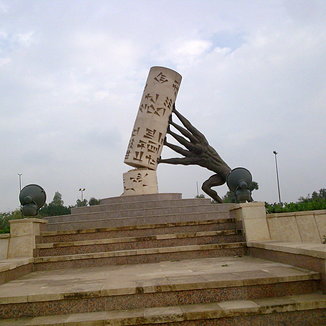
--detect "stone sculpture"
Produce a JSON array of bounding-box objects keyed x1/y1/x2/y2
[
  {"x1": 122, "y1": 66, "x2": 254, "y2": 202},
  {"x1": 122, "y1": 66, "x2": 182, "y2": 195},
  {"x1": 159, "y1": 106, "x2": 253, "y2": 203},
  {"x1": 19, "y1": 184, "x2": 46, "y2": 216}
]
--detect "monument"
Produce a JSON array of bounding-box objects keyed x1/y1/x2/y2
[
  {"x1": 122, "y1": 66, "x2": 254, "y2": 203},
  {"x1": 122, "y1": 66, "x2": 182, "y2": 195}
]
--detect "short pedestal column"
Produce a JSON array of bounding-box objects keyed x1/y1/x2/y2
[
  {"x1": 122, "y1": 168, "x2": 158, "y2": 196},
  {"x1": 8, "y1": 218, "x2": 48, "y2": 258},
  {"x1": 230, "y1": 202, "x2": 271, "y2": 242}
]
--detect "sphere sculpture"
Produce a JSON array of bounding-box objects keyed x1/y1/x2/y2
[
  {"x1": 19, "y1": 184, "x2": 46, "y2": 216},
  {"x1": 226, "y1": 168, "x2": 253, "y2": 203}
]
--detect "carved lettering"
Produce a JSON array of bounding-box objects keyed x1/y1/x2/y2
[
  {"x1": 154, "y1": 72, "x2": 169, "y2": 83},
  {"x1": 164, "y1": 97, "x2": 173, "y2": 110},
  {"x1": 124, "y1": 149, "x2": 131, "y2": 160},
  {"x1": 143, "y1": 128, "x2": 156, "y2": 140},
  {"x1": 147, "y1": 140, "x2": 161, "y2": 153},
  {"x1": 132, "y1": 127, "x2": 140, "y2": 137},
  {"x1": 172, "y1": 80, "x2": 180, "y2": 96},
  {"x1": 133, "y1": 151, "x2": 144, "y2": 162},
  {"x1": 145, "y1": 154, "x2": 156, "y2": 166},
  {"x1": 136, "y1": 140, "x2": 146, "y2": 150},
  {"x1": 124, "y1": 172, "x2": 150, "y2": 192},
  {"x1": 145, "y1": 93, "x2": 159, "y2": 103}
]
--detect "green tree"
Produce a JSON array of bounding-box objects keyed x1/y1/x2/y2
[
  {"x1": 0, "y1": 209, "x2": 23, "y2": 234},
  {"x1": 76, "y1": 199, "x2": 88, "y2": 207},
  {"x1": 51, "y1": 191, "x2": 64, "y2": 206},
  {"x1": 298, "y1": 188, "x2": 326, "y2": 203},
  {"x1": 266, "y1": 188, "x2": 326, "y2": 213},
  {"x1": 89, "y1": 197, "x2": 100, "y2": 206},
  {"x1": 39, "y1": 191, "x2": 71, "y2": 217},
  {"x1": 222, "y1": 191, "x2": 236, "y2": 203}
]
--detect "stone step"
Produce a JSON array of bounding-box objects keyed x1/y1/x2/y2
[
  {"x1": 69, "y1": 202, "x2": 232, "y2": 222},
  {"x1": 1, "y1": 293, "x2": 325, "y2": 325},
  {"x1": 33, "y1": 242, "x2": 247, "y2": 270},
  {"x1": 35, "y1": 230, "x2": 245, "y2": 257},
  {"x1": 45, "y1": 212, "x2": 232, "y2": 231},
  {"x1": 37, "y1": 218, "x2": 238, "y2": 244},
  {"x1": 71, "y1": 197, "x2": 219, "y2": 215},
  {"x1": 0, "y1": 258, "x2": 33, "y2": 285},
  {"x1": 0, "y1": 257, "x2": 320, "y2": 319},
  {"x1": 100, "y1": 193, "x2": 182, "y2": 205},
  {"x1": 45, "y1": 204, "x2": 230, "y2": 225}
]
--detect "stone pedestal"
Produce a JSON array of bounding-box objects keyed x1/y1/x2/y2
[
  {"x1": 0, "y1": 234, "x2": 9, "y2": 259},
  {"x1": 122, "y1": 168, "x2": 158, "y2": 196},
  {"x1": 230, "y1": 202, "x2": 271, "y2": 242},
  {"x1": 8, "y1": 218, "x2": 48, "y2": 258}
]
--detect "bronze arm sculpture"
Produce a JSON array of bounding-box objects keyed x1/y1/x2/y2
[{"x1": 159, "y1": 105, "x2": 232, "y2": 203}]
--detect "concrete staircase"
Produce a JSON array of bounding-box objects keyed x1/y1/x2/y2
[
  {"x1": 34, "y1": 194, "x2": 245, "y2": 271},
  {"x1": 0, "y1": 193, "x2": 325, "y2": 325},
  {"x1": 43, "y1": 194, "x2": 234, "y2": 231}
]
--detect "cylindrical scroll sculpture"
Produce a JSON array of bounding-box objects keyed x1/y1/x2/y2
[
  {"x1": 124, "y1": 66, "x2": 182, "y2": 170},
  {"x1": 122, "y1": 66, "x2": 182, "y2": 196}
]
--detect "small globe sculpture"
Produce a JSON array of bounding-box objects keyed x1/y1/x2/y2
[
  {"x1": 19, "y1": 184, "x2": 46, "y2": 216},
  {"x1": 226, "y1": 167, "x2": 253, "y2": 203}
]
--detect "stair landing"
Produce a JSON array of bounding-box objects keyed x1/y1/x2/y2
[{"x1": 0, "y1": 256, "x2": 322, "y2": 318}]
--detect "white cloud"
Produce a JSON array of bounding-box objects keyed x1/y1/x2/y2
[
  {"x1": 0, "y1": 31, "x2": 7, "y2": 38},
  {"x1": 0, "y1": 1, "x2": 8, "y2": 14},
  {"x1": 15, "y1": 32, "x2": 35, "y2": 47},
  {"x1": 176, "y1": 40, "x2": 212, "y2": 57},
  {"x1": 153, "y1": 39, "x2": 213, "y2": 69},
  {"x1": 0, "y1": 0, "x2": 326, "y2": 211},
  {"x1": 0, "y1": 57, "x2": 10, "y2": 66}
]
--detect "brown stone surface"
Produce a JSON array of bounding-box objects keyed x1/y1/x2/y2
[
  {"x1": 249, "y1": 246, "x2": 326, "y2": 292},
  {"x1": 249, "y1": 247, "x2": 324, "y2": 272},
  {"x1": 0, "y1": 281, "x2": 320, "y2": 318},
  {"x1": 2, "y1": 197, "x2": 325, "y2": 325},
  {"x1": 45, "y1": 211, "x2": 231, "y2": 232},
  {"x1": 100, "y1": 193, "x2": 182, "y2": 204},
  {"x1": 37, "y1": 219, "x2": 237, "y2": 244},
  {"x1": 0, "y1": 256, "x2": 321, "y2": 318},
  {"x1": 0, "y1": 263, "x2": 33, "y2": 285},
  {"x1": 71, "y1": 198, "x2": 221, "y2": 214},
  {"x1": 33, "y1": 244, "x2": 247, "y2": 270},
  {"x1": 34, "y1": 249, "x2": 247, "y2": 271},
  {"x1": 63, "y1": 204, "x2": 228, "y2": 222},
  {"x1": 36, "y1": 232, "x2": 244, "y2": 257},
  {"x1": 143, "y1": 310, "x2": 326, "y2": 326},
  {"x1": 0, "y1": 295, "x2": 325, "y2": 325}
]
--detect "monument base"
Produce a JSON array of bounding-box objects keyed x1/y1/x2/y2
[{"x1": 122, "y1": 168, "x2": 158, "y2": 196}]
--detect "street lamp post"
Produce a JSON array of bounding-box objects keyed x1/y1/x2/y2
[
  {"x1": 79, "y1": 188, "x2": 85, "y2": 201},
  {"x1": 18, "y1": 173, "x2": 22, "y2": 191},
  {"x1": 273, "y1": 151, "x2": 282, "y2": 203}
]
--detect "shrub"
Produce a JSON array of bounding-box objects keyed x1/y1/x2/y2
[
  {"x1": 265, "y1": 198, "x2": 326, "y2": 213},
  {"x1": 0, "y1": 210, "x2": 23, "y2": 234}
]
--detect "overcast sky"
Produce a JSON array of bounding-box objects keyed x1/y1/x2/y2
[{"x1": 0, "y1": 0, "x2": 325, "y2": 212}]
